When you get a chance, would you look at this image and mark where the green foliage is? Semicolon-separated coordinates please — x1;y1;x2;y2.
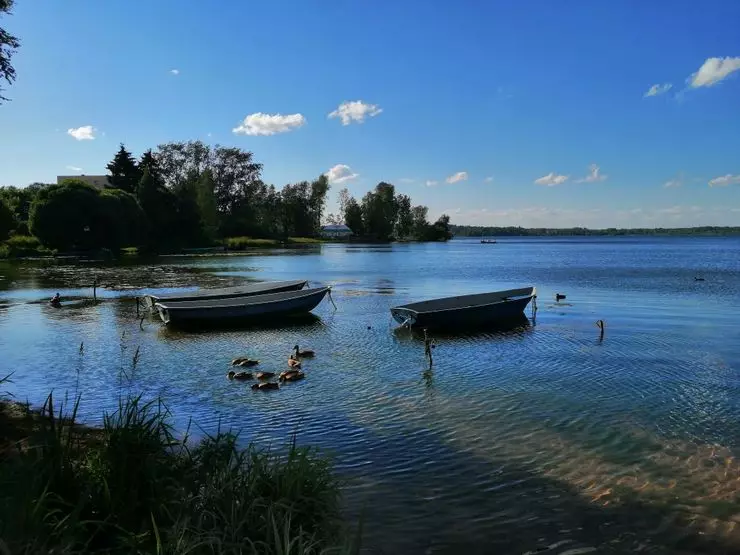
0;393;352;554
99;188;146;249
450;225;740;237
0;196;13;239
344;198;364;236
411;205;429;240
196;169;219;241
0;0;20;103
394;194;413;239
361;182;397;241
106;144;140;194
0;234;52;258
0;183;49;227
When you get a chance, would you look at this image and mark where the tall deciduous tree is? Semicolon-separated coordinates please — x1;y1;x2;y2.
361;182;398;241
0;0;20;103
411;205;429;239
196;169;219;240
337;187;351;223
394;194;413;239
309;174;330;235
344;197;364;236
106;144;140;193
0;196;14;239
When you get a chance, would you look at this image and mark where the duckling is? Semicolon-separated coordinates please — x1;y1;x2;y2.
255;371;276;380
279;369;301;380
293;345;315;358
279;370;305;382
251;382;279;391
555;293;566;301
227;370;253;380
287;355;302;368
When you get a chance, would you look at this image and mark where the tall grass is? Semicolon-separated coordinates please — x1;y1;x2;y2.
0;392;357;554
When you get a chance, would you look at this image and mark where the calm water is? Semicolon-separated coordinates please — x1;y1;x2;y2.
2;237;740;554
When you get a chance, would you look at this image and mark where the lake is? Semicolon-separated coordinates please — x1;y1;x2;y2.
2;237;740;554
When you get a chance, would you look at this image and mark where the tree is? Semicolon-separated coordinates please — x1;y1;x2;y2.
196;169;219;241
98;189;146;249
0;0;20;103
394;194;413;239
344;197;364;236
136;168;179;252
430;214;452;241
325;213;341;225
29;180;106;250
361;182;397;241
106;144;140;193
0;196;14;239
139;149;161;180
308;174;330;235
411;205;429;239
337;188;351;223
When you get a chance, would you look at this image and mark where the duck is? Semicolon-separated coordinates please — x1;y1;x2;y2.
293;345;315;358
231;357;259;367
251;382;279;391
227;370;253;380
287;355;302;368
255;371;276;380
694;277;705;282
279;370;305;382
555;293;566;301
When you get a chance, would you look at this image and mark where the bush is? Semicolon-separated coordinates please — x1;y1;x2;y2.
0;393;354;554
226;236;281;249
0;235;53;258
0;197;14;240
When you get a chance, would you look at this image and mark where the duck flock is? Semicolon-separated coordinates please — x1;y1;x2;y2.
227;344;314;392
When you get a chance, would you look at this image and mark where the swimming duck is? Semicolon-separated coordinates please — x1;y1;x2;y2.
279;370;305;382
231;357;259;367
227;370;253;380
694;277;705;282
255;371;276;380
287;355;302;368
555;293;566;301
293;345;315;358
251;382;279;391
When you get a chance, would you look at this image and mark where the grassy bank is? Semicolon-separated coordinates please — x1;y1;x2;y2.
0;235;55;259
0;383;357;554
224;236;324;250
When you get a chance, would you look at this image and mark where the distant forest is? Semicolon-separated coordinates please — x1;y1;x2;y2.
451;225;740;237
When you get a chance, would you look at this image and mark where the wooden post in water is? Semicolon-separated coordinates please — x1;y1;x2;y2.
423;328;434;368
93;277;97;303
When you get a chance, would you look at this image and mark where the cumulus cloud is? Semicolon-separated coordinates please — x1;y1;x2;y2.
425;180;438;187
170;69;180;75
324;164;359;185
708;174;740;187
446;171;468;184
328;100;382;125
484;176;494;183
576;164;607;183
534;172;568;186
689;57;740;88
232;113;306;136
67;125;95;140
65;165;83;172
644;83;672;97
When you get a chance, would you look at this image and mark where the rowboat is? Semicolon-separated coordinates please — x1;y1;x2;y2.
154;286;331;326
480;239;497;244
144;279;307;310
390;287;536;330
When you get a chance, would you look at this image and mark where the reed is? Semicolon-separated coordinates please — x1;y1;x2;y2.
0;391;358;554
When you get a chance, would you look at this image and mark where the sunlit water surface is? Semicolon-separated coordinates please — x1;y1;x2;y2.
2;237;740;554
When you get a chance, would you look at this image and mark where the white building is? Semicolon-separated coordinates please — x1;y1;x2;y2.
56;175;111;189
321;223;353;238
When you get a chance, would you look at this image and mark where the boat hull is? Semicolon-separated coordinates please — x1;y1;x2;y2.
391;287;536;330
155;286;330;327
144;279;307;310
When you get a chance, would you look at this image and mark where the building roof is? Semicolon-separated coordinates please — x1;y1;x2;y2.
321;224;352;232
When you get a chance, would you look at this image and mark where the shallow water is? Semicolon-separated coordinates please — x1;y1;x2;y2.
2;237;740;553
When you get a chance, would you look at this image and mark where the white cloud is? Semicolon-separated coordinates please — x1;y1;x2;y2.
575;164;607;183
324;164;359;185
534;172;568;186
644;83;672;97
689;57;740;88
170;69;180;75
65;165;83;172
67;125;95;140
328;100;382;125
232;112;306;136
484;176;494;183
425;180;438;187
708;174;740;187
446;171;468;184
663;179;682;188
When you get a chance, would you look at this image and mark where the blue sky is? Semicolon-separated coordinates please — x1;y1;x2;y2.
1;0;739;228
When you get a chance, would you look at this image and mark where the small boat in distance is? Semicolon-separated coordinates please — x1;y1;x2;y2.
391;287;536;330
480;239;497;244
155;286;331;327
144;279;307;310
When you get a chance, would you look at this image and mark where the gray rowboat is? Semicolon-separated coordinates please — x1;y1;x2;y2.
144;279;307;310
155;286;331;326
391;286;536;330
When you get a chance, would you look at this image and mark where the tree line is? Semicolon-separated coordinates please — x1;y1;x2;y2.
0;141;451;253
451;225;740;237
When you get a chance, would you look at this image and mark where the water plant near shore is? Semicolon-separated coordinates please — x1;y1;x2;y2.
0;389;358;554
